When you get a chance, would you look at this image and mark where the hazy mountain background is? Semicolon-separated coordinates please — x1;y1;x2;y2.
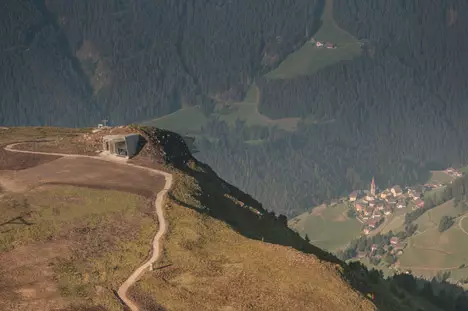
2;0;468;217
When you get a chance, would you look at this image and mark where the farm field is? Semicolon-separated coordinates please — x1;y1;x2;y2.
265;0;362;79
396;202;468;281
139;0;362;134
427;170;455;185
288;203;362;252
379;207;408;234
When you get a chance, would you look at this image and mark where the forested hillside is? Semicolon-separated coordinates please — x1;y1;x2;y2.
196;0;468;216
0;0;321;126
2;0;468;217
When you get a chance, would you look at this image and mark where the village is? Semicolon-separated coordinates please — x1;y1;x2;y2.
322;167;465;238
349;167;462;235
322;167;465;271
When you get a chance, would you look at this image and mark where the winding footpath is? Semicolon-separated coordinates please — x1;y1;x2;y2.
459;215;468;236
4;143;172;311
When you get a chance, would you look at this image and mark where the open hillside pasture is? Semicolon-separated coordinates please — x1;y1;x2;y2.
288;203;362;252
396;200;468;280
427;170;456;185
265;0;362;80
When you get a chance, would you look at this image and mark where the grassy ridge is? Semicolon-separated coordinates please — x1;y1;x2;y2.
131;168;376;311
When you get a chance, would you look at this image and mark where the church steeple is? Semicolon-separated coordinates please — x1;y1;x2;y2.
370;177;376;196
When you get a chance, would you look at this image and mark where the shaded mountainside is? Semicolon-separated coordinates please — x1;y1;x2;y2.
132;127;468;311
1;126;465;310
194;0;468;217
3;0;468;225
0;0;322;126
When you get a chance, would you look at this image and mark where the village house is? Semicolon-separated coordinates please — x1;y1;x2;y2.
349;190;359;202
391;185;403;197
380;190;391;199
363;207;374;217
325;42;337;49
376;203;385;211
316;41;324;47
371;244;378;252
445;168;463;177
363;228;371;235
368;201;376;208
396;200;406;209
384;208;392;216
391;243;406;253
408;189;422;200
372;210;382;218
366;194;375;202
414;199;425;209
355;202;366;212
367;219;379;229
412;191;422;200
390;237;399;245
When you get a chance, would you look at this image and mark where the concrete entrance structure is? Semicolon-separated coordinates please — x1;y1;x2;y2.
102;134;145;158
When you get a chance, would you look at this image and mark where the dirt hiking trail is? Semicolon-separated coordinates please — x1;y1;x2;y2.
4;143;172;311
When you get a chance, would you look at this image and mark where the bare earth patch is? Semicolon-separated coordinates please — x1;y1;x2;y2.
0;241;73;311
0;157;164;197
0;146;60;171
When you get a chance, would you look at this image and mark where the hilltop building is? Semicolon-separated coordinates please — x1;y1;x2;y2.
391;185;403;197
102;134;145;158
349;190;359;202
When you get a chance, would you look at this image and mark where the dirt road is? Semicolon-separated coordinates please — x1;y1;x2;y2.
4;143;172;311
459;215;468;236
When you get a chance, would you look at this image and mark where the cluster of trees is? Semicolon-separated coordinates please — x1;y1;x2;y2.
336;231;398;261
346;261;468;311
1;0;322;126
391;272;468;311
439;216;455;232
4;0;468;219
197;117;430;216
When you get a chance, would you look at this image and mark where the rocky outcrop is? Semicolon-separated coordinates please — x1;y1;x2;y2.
139;127;193;166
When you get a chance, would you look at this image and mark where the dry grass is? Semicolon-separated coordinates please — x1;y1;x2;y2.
14;139;97;156
131;174;376;311
0;156;164;197
0;185;158;311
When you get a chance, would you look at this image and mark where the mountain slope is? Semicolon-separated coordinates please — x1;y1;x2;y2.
0;0;323;126
0;126;452;311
